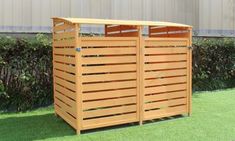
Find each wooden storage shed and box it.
[52,17,192,134]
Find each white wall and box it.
[0,0,234,36]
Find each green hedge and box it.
[0,34,234,111]
[192,38,235,91]
[0,34,52,111]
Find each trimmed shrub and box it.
[0,34,52,111]
[192,38,235,91]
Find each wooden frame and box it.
[52,17,192,134]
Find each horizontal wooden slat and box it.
[83,88,136,101]
[145,62,187,71]
[53,23,73,32]
[145,83,187,94]
[82,72,137,83]
[144,69,187,79]
[144,40,188,47]
[82,113,137,130]
[53,39,76,47]
[82,64,136,74]
[55,90,76,108]
[82,47,136,55]
[145,76,187,87]
[144,47,187,54]
[150,26,189,33]
[83,80,136,92]
[54,62,75,73]
[54,83,76,100]
[144,98,187,110]
[55,77,76,91]
[120,31,138,37]
[54,48,75,56]
[145,90,187,102]
[144,54,186,62]
[144,105,187,120]
[54,69,75,82]
[54,31,75,40]
[54,55,75,64]
[81,37,137,47]
[55,105,77,129]
[83,105,137,118]
[83,96,137,110]
[82,56,136,65]
[55,97,76,117]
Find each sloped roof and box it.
[52,17,192,28]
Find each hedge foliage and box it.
[0,34,52,111]
[0,34,234,111]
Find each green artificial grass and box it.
[1,89,235,141]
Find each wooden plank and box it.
[53,39,76,47]
[145,83,187,95]
[81,37,137,47]
[55,90,76,108]
[83,88,137,101]
[55,97,76,117]
[145,90,187,102]
[144,54,186,62]
[145,76,187,87]
[83,80,136,92]
[144,98,187,110]
[144,105,187,120]
[144,47,187,54]
[53,23,73,32]
[54,69,75,82]
[144,69,187,79]
[144,40,188,47]
[54,83,76,100]
[54,48,75,56]
[82,47,136,55]
[83,105,137,118]
[150,27,189,33]
[82,56,136,65]
[82,64,136,74]
[54,62,75,73]
[55,105,77,129]
[83,96,137,110]
[106,25,121,32]
[82,113,137,130]
[54,31,75,40]
[145,62,187,71]
[120,31,138,37]
[82,72,137,83]
[55,76,76,91]
[54,55,75,64]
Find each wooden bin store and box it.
[52,17,192,134]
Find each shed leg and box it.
[139,121,143,125]
[76,129,80,135]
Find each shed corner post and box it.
[188,27,193,116]
[52,19,57,117]
[75,23,83,134]
[137,25,144,125]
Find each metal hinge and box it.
[76,47,81,52]
[188,46,193,50]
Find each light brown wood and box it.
[54,69,75,82]
[83,105,137,118]
[145,90,187,102]
[54,76,76,91]
[82,56,136,65]
[54,47,75,56]
[145,76,187,87]
[144,69,187,79]
[82,47,136,56]
[82,113,137,130]
[83,97,136,110]
[83,88,136,101]
[144,62,187,71]
[144,54,187,62]
[144,47,187,54]
[54,83,76,100]
[54,55,75,64]
[145,83,187,95]
[54,62,75,73]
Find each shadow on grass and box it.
[0,113,75,141]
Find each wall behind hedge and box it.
[0,34,234,111]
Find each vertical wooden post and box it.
[188,28,193,116]
[75,23,83,134]
[138,25,144,125]
[52,20,57,117]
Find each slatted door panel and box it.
[143,38,190,121]
[53,21,77,129]
[80,37,139,130]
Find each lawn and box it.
[1,89,235,141]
